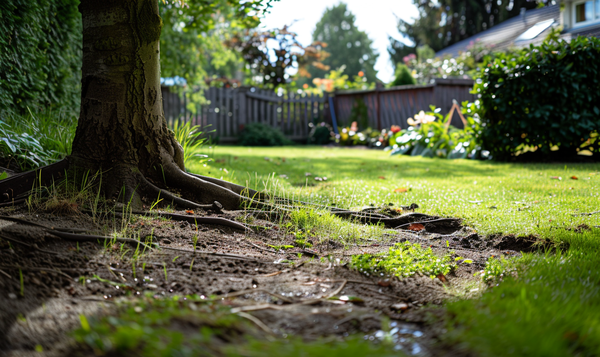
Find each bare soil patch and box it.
[0,204,554,356]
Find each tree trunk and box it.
[71,0,244,209]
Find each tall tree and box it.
[397,0,540,52]
[309,3,378,82]
[68,0,272,210]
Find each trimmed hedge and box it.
[237,123,293,146]
[476,36,600,160]
[0,0,82,118]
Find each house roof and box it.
[436,5,560,57]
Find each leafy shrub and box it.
[389,104,488,159]
[237,123,293,146]
[475,36,600,161]
[308,122,334,145]
[389,63,416,87]
[338,125,382,147]
[0,110,76,171]
[346,98,369,129]
[0,0,82,118]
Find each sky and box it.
[259,0,419,83]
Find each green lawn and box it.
[188,145,600,356]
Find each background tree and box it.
[308,3,378,83]
[397,0,541,52]
[228,25,329,88]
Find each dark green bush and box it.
[308,122,333,145]
[390,63,416,87]
[0,0,82,118]
[476,36,600,160]
[238,123,293,146]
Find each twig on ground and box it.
[0,233,60,255]
[0,265,74,281]
[572,211,600,216]
[235,311,276,336]
[242,240,277,253]
[214,288,295,303]
[0,269,11,279]
[394,217,460,229]
[158,246,264,261]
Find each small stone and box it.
[8,293,17,299]
[391,302,408,311]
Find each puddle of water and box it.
[364,321,427,356]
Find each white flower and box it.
[407,111,436,126]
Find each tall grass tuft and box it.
[170,119,210,168]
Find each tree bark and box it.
[69,0,251,210]
[72,0,182,191]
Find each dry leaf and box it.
[394,187,408,193]
[378,176,386,179]
[408,223,425,231]
[377,280,391,287]
[436,274,447,283]
[571,176,578,180]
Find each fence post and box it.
[237,87,247,132]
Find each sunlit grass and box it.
[188,146,600,240]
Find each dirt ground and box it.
[0,202,544,356]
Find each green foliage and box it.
[476,36,600,160]
[308,3,379,83]
[351,241,454,278]
[237,123,293,146]
[389,103,486,159]
[170,120,209,167]
[479,255,516,283]
[347,98,369,129]
[0,0,82,118]
[389,64,416,87]
[230,26,328,89]
[308,122,334,145]
[0,110,75,171]
[338,126,382,147]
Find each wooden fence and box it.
[161,78,475,143]
[331,78,475,130]
[161,86,326,143]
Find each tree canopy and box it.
[308,3,378,82]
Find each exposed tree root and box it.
[0,157,450,233]
[0,233,60,255]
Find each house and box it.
[437,3,600,57]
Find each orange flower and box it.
[358,71,364,77]
[303,83,309,89]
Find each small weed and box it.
[478,255,516,283]
[351,241,454,279]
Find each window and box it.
[574,0,600,24]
